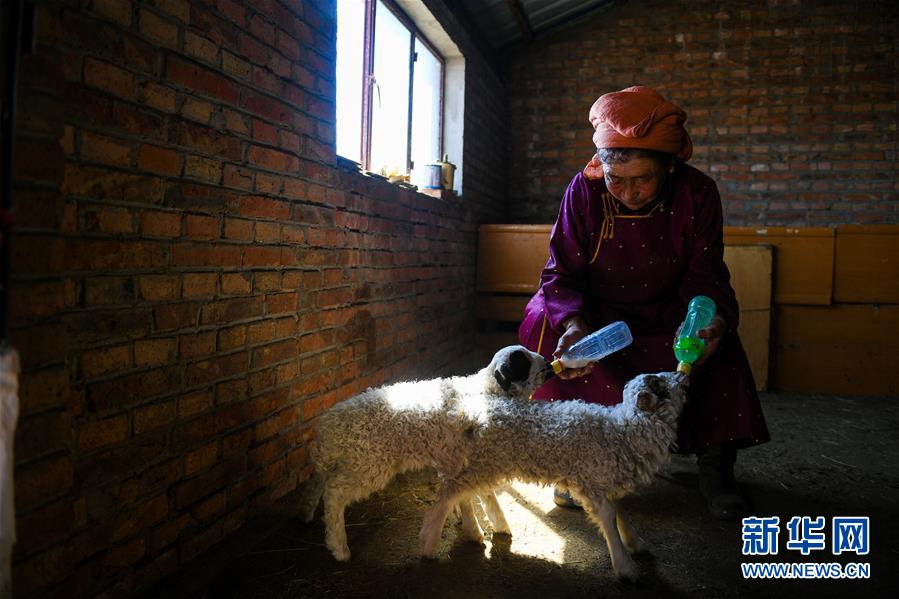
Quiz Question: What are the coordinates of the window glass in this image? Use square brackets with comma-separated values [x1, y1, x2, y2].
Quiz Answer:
[370, 0, 411, 175]
[335, 0, 365, 163]
[410, 39, 442, 188]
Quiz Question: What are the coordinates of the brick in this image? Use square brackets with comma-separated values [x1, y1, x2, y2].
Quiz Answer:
[140, 8, 179, 48]
[138, 144, 181, 175]
[138, 80, 178, 113]
[184, 154, 222, 182]
[79, 415, 129, 452]
[243, 245, 281, 266]
[18, 366, 71, 413]
[141, 210, 181, 237]
[87, 367, 182, 411]
[223, 109, 250, 137]
[221, 50, 252, 81]
[238, 195, 290, 219]
[218, 324, 247, 351]
[11, 279, 77, 320]
[251, 339, 297, 368]
[83, 58, 134, 99]
[254, 221, 280, 243]
[14, 454, 75, 509]
[14, 409, 72, 463]
[134, 338, 177, 367]
[103, 536, 146, 571]
[171, 243, 242, 267]
[109, 494, 169, 543]
[179, 388, 214, 418]
[139, 275, 180, 301]
[184, 351, 248, 386]
[223, 217, 254, 241]
[184, 30, 219, 65]
[221, 272, 252, 295]
[134, 399, 177, 434]
[185, 214, 220, 240]
[179, 331, 217, 359]
[216, 0, 246, 27]
[254, 172, 282, 194]
[15, 498, 74, 555]
[63, 165, 165, 204]
[266, 291, 298, 314]
[223, 164, 254, 189]
[181, 97, 214, 123]
[168, 57, 239, 104]
[200, 297, 264, 325]
[91, 0, 132, 26]
[154, 303, 198, 331]
[80, 131, 131, 167]
[183, 272, 218, 298]
[86, 206, 134, 234]
[248, 14, 276, 45]
[82, 344, 132, 378]
[173, 457, 245, 509]
[185, 442, 219, 475]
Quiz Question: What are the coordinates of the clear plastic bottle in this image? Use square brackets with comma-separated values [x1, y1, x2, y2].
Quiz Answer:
[673, 295, 717, 375]
[551, 320, 633, 374]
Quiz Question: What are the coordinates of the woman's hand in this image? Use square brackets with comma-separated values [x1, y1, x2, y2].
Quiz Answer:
[693, 314, 727, 366]
[553, 316, 595, 379]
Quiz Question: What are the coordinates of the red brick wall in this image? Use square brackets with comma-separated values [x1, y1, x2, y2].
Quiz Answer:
[8, 0, 505, 595]
[504, 0, 899, 225]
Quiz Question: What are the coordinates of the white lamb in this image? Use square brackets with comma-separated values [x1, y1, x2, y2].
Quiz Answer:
[298, 345, 555, 562]
[418, 371, 689, 581]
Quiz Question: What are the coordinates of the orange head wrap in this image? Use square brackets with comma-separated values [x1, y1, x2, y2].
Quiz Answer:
[588, 86, 693, 161]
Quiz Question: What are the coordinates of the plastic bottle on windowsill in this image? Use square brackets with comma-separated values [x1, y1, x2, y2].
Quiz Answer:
[551, 320, 633, 374]
[673, 295, 717, 375]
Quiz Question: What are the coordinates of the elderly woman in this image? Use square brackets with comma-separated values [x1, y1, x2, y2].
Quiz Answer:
[518, 86, 769, 520]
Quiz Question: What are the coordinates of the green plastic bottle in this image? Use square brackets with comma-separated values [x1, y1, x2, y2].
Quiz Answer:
[674, 295, 717, 375]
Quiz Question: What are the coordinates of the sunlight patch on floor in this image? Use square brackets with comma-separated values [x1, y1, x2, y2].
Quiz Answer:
[478, 481, 568, 563]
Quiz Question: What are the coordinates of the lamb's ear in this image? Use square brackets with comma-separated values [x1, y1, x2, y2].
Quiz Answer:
[493, 368, 511, 392]
[636, 390, 659, 412]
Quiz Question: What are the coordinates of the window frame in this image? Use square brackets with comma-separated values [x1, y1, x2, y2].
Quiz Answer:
[348, 0, 446, 175]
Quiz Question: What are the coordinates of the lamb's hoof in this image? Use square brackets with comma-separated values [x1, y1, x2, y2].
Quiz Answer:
[491, 523, 512, 536]
[328, 544, 351, 562]
[460, 524, 485, 545]
[613, 557, 639, 582]
[624, 536, 649, 555]
[420, 532, 441, 558]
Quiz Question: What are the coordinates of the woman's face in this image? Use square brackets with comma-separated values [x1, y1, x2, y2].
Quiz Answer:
[601, 157, 668, 210]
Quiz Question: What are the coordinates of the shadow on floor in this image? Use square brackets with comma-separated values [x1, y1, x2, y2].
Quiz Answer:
[147, 393, 899, 598]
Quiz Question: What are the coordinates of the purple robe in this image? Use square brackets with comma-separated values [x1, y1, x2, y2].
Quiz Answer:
[519, 164, 769, 454]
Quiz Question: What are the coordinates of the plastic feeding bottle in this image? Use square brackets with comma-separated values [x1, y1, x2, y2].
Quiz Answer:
[551, 320, 633, 374]
[673, 295, 717, 375]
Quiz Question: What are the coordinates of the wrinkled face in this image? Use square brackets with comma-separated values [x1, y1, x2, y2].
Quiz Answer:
[601, 156, 668, 211]
[489, 345, 555, 399]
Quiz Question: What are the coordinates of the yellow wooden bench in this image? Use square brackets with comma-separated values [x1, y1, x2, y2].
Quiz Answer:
[475, 224, 899, 395]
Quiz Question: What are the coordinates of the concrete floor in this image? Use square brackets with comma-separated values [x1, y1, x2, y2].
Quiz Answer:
[149, 392, 899, 599]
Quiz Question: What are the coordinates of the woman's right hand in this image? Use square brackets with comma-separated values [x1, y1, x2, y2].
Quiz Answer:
[553, 316, 595, 379]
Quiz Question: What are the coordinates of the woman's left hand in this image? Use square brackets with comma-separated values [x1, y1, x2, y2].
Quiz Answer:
[693, 314, 727, 366]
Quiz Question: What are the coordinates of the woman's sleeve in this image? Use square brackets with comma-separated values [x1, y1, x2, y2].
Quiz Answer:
[679, 179, 740, 330]
[539, 176, 592, 330]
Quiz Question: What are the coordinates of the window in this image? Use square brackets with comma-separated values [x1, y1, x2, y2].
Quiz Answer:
[336, 0, 445, 188]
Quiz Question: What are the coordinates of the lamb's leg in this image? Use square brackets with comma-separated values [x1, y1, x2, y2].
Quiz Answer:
[298, 471, 326, 523]
[322, 485, 352, 561]
[420, 481, 463, 558]
[616, 509, 648, 554]
[457, 496, 485, 544]
[481, 490, 511, 535]
[575, 488, 639, 581]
